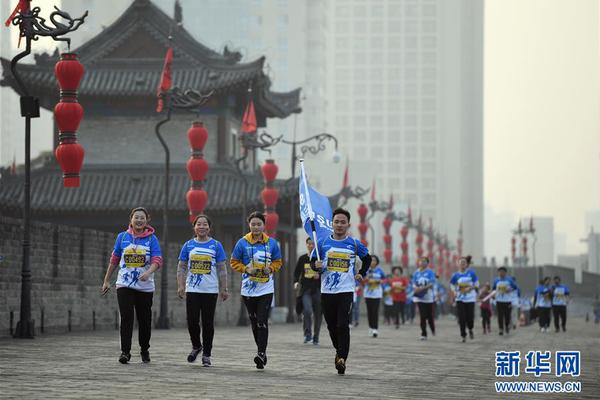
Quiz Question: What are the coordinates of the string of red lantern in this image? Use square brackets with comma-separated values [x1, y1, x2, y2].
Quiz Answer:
[383, 216, 392, 264]
[54, 53, 84, 187]
[357, 203, 369, 246]
[261, 159, 279, 238]
[415, 215, 424, 260]
[185, 121, 209, 221]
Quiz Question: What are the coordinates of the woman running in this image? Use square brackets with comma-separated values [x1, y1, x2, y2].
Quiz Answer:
[411, 256, 437, 340]
[492, 267, 518, 335]
[230, 211, 283, 369]
[389, 266, 409, 328]
[478, 282, 492, 334]
[363, 255, 386, 337]
[177, 214, 229, 367]
[101, 207, 162, 364]
[534, 277, 553, 332]
[449, 255, 479, 342]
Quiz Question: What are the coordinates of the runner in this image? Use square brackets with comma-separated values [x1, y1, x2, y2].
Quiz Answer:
[449, 255, 479, 342]
[311, 207, 372, 375]
[551, 276, 570, 332]
[478, 282, 492, 334]
[293, 237, 322, 345]
[534, 277, 553, 332]
[230, 211, 283, 369]
[101, 207, 162, 364]
[411, 256, 437, 340]
[389, 266, 409, 328]
[177, 214, 229, 367]
[492, 267, 518, 336]
[363, 255, 386, 337]
[382, 278, 394, 326]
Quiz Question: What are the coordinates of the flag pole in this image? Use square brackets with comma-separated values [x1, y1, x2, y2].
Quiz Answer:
[299, 159, 321, 261]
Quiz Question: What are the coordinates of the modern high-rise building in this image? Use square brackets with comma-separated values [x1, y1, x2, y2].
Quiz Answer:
[324, 0, 484, 260]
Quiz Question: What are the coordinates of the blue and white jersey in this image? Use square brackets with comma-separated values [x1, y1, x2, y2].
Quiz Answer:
[232, 235, 282, 297]
[450, 269, 479, 303]
[312, 236, 369, 294]
[492, 276, 518, 303]
[179, 238, 226, 294]
[382, 283, 393, 306]
[406, 285, 414, 304]
[364, 266, 386, 299]
[552, 284, 570, 306]
[535, 285, 552, 308]
[113, 229, 162, 293]
[411, 268, 437, 303]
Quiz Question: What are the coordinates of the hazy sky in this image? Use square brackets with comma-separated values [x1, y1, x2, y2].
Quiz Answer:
[485, 0, 600, 254]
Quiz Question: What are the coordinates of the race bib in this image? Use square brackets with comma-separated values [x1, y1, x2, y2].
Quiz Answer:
[327, 251, 350, 273]
[190, 254, 212, 275]
[304, 263, 317, 279]
[250, 262, 270, 283]
[123, 247, 146, 268]
[368, 279, 380, 289]
[458, 282, 472, 293]
[392, 281, 405, 293]
[497, 283, 508, 293]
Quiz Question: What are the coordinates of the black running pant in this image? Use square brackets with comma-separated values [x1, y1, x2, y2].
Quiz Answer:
[186, 292, 218, 356]
[393, 301, 405, 325]
[321, 292, 353, 359]
[552, 305, 567, 330]
[417, 302, 435, 337]
[243, 293, 272, 354]
[496, 301, 512, 332]
[538, 307, 551, 328]
[456, 301, 475, 338]
[117, 288, 153, 354]
[365, 298, 381, 329]
[481, 307, 491, 331]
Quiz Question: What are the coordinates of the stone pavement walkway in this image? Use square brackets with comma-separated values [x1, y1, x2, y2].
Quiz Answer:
[0, 317, 598, 399]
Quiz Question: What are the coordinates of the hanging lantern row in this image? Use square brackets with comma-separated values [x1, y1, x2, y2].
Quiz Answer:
[415, 215, 424, 260]
[357, 203, 369, 247]
[186, 121, 209, 221]
[400, 225, 409, 269]
[54, 53, 85, 187]
[261, 159, 279, 238]
[382, 216, 392, 264]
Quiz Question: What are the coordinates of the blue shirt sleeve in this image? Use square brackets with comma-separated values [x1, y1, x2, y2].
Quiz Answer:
[492, 278, 497, 290]
[231, 238, 245, 263]
[564, 285, 570, 295]
[149, 235, 162, 257]
[450, 273, 457, 285]
[178, 241, 190, 262]
[356, 239, 369, 258]
[471, 270, 479, 285]
[270, 238, 282, 261]
[215, 241, 227, 263]
[112, 232, 124, 257]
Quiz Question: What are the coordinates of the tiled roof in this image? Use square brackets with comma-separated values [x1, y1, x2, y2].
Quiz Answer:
[0, 163, 297, 215]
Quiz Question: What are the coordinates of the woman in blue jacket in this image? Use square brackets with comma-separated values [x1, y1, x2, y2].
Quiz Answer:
[449, 255, 479, 342]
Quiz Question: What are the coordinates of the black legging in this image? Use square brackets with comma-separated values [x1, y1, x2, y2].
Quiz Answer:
[496, 301, 512, 332]
[365, 298, 381, 329]
[552, 305, 567, 331]
[417, 302, 435, 337]
[538, 307, 551, 329]
[393, 301, 405, 325]
[186, 292, 218, 356]
[321, 292, 353, 360]
[481, 307, 491, 332]
[243, 293, 273, 354]
[117, 288, 153, 354]
[456, 301, 475, 338]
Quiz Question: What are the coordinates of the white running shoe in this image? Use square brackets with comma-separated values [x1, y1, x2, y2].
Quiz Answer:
[373, 329, 379, 338]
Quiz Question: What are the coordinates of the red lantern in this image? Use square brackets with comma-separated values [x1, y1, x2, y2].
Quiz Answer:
[265, 212, 279, 234]
[55, 143, 84, 187]
[261, 159, 279, 182]
[357, 204, 368, 220]
[187, 121, 208, 149]
[186, 158, 208, 181]
[54, 53, 84, 92]
[384, 248, 393, 264]
[186, 189, 208, 216]
[400, 226, 409, 238]
[427, 239, 434, 251]
[261, 187, 279, 208]
[383, 217, 392, 231]
[416, 247, 424, 257]
[383, 234, 392, 245]
[54, 100, 83, 132]
[415, 233, 424, 245]
[358, 222, 369, 236]
[400, 241, 408, 252]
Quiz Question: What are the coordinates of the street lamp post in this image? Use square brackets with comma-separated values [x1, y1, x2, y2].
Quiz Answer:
[7, 4, 87, 338]
[154, 87, 212, 329]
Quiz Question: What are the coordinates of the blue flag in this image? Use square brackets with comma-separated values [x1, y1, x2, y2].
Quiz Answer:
[299, 162, 333, 242]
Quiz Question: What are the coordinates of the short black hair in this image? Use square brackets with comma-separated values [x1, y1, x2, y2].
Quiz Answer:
[419, 256, 430, 264]
[305, 237, 314, 244]
[247, 211, 265, 224]
[497, 266, 507, 272]
[130, 207, 150, 221]
[332, 207, 351, 222]
[392, 266, 403, 274]
[553, 275, 561, 280]
[371, 255, 380, 265]
[461, 255, 472, 265]
[192, 214, 212, 227]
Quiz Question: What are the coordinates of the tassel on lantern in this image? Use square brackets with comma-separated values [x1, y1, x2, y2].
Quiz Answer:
[54, 53, 85, 187]
[186, 121, 209, 221]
